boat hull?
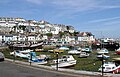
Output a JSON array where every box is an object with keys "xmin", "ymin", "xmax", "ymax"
[{"xmin": 51, "ymin": 60, "xmax": 76, "ymax": 68}]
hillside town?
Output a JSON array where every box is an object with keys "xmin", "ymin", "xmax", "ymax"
[{"xmin": 0, "ymin": 17, "xmax": 96, "ymax": 46}]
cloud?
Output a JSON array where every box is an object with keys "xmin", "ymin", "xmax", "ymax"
[
  {"xmin": 26, "ymin": 0, "xmax": 42, "ymax": 4},
  {"xmin": 50, "ymin": 0, "xmax": 120, "ymax": 20},
  {"xmin": 51, "ymin": 0, "xmax": 100, "ymax": 12},
  {"xmin": 24, "ymin": 0, "xmax": 120, "ymax": 16},
  {"xmin": 98, "ymin": 5, "xmax": 120, "ymax": 9},
  {"xmin": 88, "ymin": 17, "xmax": 120, "ymax": 23}
]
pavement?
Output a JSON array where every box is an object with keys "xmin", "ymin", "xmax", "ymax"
[{"xmin": 5, "ymin": 58, "xmax": 120, "ymax": 77}]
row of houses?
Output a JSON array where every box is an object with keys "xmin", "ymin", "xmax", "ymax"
[{"xmin": 0, "ymin": 32, "xmax": 95, "ymax": 45}]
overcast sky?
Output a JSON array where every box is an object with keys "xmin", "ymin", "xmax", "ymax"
[{"xmin": 0, "ymin": 0, "xmax": 120, "ymax": 38}]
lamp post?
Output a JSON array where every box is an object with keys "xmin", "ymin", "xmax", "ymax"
[
  {"xmin": 30, "ymin": 52, "xmax": 32, "ymax": 66},
  {"xmin": 13, "ymin": 50, "xmax": 16, "ymax": 62},
  {"xmin": 102, "ymin": 54, "xmax": 104, "ymax": 77},
  {"xmin": 15, "ymin": 22, "xmax": 19, "ymax": 44},
  {"xmin": 56, "ymin": 53, "xmax": 59, "ymax": 71}
]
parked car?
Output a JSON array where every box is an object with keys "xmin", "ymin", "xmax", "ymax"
[{"xmin": 0, "ymin": 52, "xmax": 5, "ymax": 61}]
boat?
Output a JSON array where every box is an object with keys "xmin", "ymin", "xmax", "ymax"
[
  {"xmin": 9, "ymin": 42, "xmax": 43, "ymax": 49},
  {"xmin": 79, "ymin": 52, "xmax": 89, "ymax": 58},
  {"xmin": 98, "ymin": 48, "xmax": 109, "ymax": 54},
  {"xmin": 10, "ymin": 50, "xmax": 30, "ymax": 59},
  {"xmin": 116, "ymin": 47, "xmax": 120, "ymax": 55},
  {"xmin": 95, "ymin": 40, "xmax": 119, "ymax": 51},
  {"xmin": 68, "ymin": 50, "xmax": 81, "ymax": 55},
  {"xmin": 98, "ymin": 62, "xmax": 120, "ymax": 73},
  {"xmin": 37, "ymin": 54, "xmax": 50, "ymax": 61},
  {"xmin": 81, "ymin": 48, "xmax": 92, "ymax": 53},
  {"xmin": 29, "ymin": 52, "xmax": 47, "ymax": 65},
  {"xmin": 18, "ymin": 49, "xmax": 33, "ymax": 53},
  {"xmin": 35, "ymin": 49, "xmax": 43, "ymax": 52},
  {"xmin": 59, "ymin": 46, "xmax": 69, "ymax": 50},
  {"xmin": 97, "ymin": 48, "xmax": 110, "ymax": 59},
  {"xmin": 0, "ymin": 52, "xmax": 5, "ymax": 61},
  {"xmin": 51, "ymin": 55, "xmax": 76, "ymax": 68}
]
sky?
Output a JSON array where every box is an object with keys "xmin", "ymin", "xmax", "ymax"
[{"xmin": 0, "ymin": 0, "xmax": 120, "ymax": 38}]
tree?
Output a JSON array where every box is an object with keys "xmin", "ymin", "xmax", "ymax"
[
  {"xmin": 73, "ymin": 31, "xmax": 79, "ymax": 36},
  {"xmin": 19, "ymin": 25, "xmax": 26, "ymax": 31},
  {"xmin": 59, "ymin": 32, "xmax": 65, "ymax": 38},
  {"xmin": 66, "ymin": 26, "xmax": 70, "ymax": 30},
  {"xmin": 46, "ymin": 33, "xmax": 53, "ymax": 37}
]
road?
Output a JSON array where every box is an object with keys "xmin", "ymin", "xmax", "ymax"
[{"xmin": 0, "ymin": 61, "xmax": 96, "ymax": 77}]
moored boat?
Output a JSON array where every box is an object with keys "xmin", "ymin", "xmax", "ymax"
[
  {"xmin": 51, "ymin": 55, "xmax": 76, "ymax": 68},
  {"xmin": 116, "ymin": 47, "xmax": 120, "ymax": 55},
  {"xmin": 97, "ymin": 48, "xmax": 110, "ymax": 59},
  {"xmin": 29, "ymin": 52, "xmax": 47, "ymax": 65},
  {"xmin": 68, "ymin": 50, "xmax": 81, "ymax": 55},
  {"xmin": 8, "ymin": 42, "xmax": 43, "ymax": 49}
]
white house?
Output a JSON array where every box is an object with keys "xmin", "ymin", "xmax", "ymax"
[
  {"xmin": 0, "ymin": 34, "xmax": 3, "ymax": 42},
  {"xmin": 0, "ymin": 17, "xmax": 16, "ymax": 27},
  {"xmin": 77, "ymin": 32, "xmax": 95, "ymax": 43}
]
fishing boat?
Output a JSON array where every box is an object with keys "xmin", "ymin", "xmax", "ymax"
[{"xmin": 51, "ymin": 55, "xmax": 76, "ymax": 68}]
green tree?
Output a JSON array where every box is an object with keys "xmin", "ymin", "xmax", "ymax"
[
  {"xmin": 59, "ymin": 32, "xmax": 65, "ymax": 38},
  {"xmin": 46, "ymin": 33, "xmax": 53, "ymax": 37},
  {"xmin": 73, "ymin": 31, "xmax": 79, "ymax": 36}
]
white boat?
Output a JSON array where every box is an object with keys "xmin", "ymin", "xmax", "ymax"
[
  {"xmin": 18, "ymin": 49, "xmax": 33, "ymax": 53},
  {"xmin": 68, "ymin": 50, "xmax": 81, "ymax": 55},
  {"xmin": 59, "ymin": 46, "xmax": 69, "ymax": 50},
  {"xmin": 81, "ymin": 48, "xmax": 92, "ymax": 53},
  {"xmin": 51, "ymin": 55, "xmax": 76, "ymax": 68},
  {"xmin": 98, "ymin": 62, "xmax": 120, "ymax": 73},
  {"xmin": 79, "ymin": 52, "xmax": 89, "ymax": 58},
  {"xmin": 97, "ymin": 48, "xmax": 109, "ymax": 54},
  {"xmin": 10, "ymin": 50, "xmax": 30, "ymax": 59},
  {"xmin": 97, "ymin": 54, "xmax": 110, "ymax": 59},
  {"xmin": 97, "ymin": 48, "xmax": 110, "ymax": 59},
  {"xmin": 37, "ymin": 54, "xmax": 50, "ymax": 61},
  {"xmin": 9, "ymin": 42, "xmax": 43, "ymax": 48}
]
